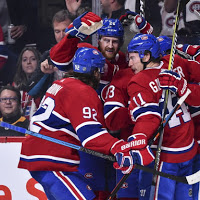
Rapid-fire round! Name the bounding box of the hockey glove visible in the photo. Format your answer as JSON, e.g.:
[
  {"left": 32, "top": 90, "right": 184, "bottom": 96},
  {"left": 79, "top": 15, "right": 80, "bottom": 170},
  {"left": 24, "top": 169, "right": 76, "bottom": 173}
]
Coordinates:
[
  {"left": 65, "top": 12, "right": 103, "bottom": 41},
  {"left": 131, "top": 146, "right": 155, "bottom": 167},
  {"left": 111, "top": 133, "right": 148, "bottom": 174},
  {"left": 127, "top": 133, "right": 147, "bottom": 149},
  {"left": 111, "top": 140, "right": 135, "bottom": 174},
  {"left": 176, "top": 44, "right": 200, "bottom": 61},
  {"left": 158, "top": 70, "right": 188, "bottom": 97},
  {"left": 119, "top": 11, "right": 153, "bottom": 34}
]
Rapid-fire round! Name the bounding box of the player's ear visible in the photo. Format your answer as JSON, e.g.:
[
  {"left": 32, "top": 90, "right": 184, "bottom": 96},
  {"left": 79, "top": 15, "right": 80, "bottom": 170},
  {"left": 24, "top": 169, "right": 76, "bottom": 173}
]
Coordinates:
[{"left": 142, "top": 52, "right": 151, "bottom": 62}]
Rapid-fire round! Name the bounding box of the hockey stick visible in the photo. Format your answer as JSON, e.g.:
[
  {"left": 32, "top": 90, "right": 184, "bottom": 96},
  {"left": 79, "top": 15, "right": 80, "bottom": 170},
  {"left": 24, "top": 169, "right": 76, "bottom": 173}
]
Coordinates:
[
  {"left": 0, "top": 120, "right": 199, "bottom": 186},
  {"left": 106, "top": 88, "right": 191, "bottom": 200},
  {"left": 194, "top": 9, "right": 200, "bottom": 20},
  {"left": 139, "top": 0, "right": 145, "bottom": 18}
]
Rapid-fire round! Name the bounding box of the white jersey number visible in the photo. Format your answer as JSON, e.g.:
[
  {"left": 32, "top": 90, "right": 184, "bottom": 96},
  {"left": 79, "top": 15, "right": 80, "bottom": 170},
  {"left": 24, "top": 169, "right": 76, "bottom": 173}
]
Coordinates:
[{"left": 30, "top": 97, "right": 55, "bottom": 133}]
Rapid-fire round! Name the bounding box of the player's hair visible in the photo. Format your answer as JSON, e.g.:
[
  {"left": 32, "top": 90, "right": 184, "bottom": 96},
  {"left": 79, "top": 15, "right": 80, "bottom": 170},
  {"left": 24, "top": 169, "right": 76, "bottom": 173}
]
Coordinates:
[
  {"left": 64, "top": 69, "right": 100, "bottom": 90},
  {"left": 52, "top": 9, "right": 74, "bottom": 26}
]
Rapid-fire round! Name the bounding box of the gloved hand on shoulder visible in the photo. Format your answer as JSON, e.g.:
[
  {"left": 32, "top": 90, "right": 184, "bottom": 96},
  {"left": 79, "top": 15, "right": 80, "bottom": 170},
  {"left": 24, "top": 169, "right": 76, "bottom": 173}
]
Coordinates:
[{"left": 65, "top": 12, "right": 103, "bottom": 41}]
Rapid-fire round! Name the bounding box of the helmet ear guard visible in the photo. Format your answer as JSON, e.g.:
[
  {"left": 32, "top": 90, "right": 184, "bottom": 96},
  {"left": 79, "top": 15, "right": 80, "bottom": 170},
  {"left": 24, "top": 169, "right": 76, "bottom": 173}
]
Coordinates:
[{"left": 73, "top": 47, "right": 105, "bottom": 74}]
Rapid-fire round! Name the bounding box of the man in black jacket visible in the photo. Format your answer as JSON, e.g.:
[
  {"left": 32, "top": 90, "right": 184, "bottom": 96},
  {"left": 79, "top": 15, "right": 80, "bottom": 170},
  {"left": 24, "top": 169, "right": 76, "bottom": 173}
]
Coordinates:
[{"left": 0, "top": 85, "right": 29, "bottom": 136}]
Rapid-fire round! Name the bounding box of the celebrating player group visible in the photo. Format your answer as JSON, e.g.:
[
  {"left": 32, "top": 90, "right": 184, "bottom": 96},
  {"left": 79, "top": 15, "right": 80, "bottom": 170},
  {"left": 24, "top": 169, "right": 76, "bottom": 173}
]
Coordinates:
[{"left": 2, "top": 6, "right": 200, "bottom": 200}]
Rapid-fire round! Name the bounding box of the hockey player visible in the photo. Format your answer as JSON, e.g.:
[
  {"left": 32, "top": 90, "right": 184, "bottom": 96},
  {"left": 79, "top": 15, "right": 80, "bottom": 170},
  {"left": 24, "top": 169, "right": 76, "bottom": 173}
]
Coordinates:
[
  {"left": 49, "top": 17, "right": 128, "bottom": 197},
  {"left": 104, "top": 67, "right": 140, "bottom": 200},
  {"left": 18, "top": 47, "right": 154, "bottom": 200},
  {"left": 158, "top": 35, "right": 200, "bottom": 200},
  {"left": 96, "top": 18, "right": 128, "bottom": 101},
  {"left": 127, "top": 34, "right": 200, "bottom": 200}
]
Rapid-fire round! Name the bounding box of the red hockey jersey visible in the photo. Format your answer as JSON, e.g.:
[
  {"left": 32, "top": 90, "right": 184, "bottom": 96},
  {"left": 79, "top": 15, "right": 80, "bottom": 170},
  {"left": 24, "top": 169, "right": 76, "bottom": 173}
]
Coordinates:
[
  {"left": 104, "top": 68, "right": 134, "bottom": 140},
  {"left": 18, "top": 78, "right": 118, "bottom": 172},
  {"left": 128, "top": 55, "right": 200, "bottom": 163}
]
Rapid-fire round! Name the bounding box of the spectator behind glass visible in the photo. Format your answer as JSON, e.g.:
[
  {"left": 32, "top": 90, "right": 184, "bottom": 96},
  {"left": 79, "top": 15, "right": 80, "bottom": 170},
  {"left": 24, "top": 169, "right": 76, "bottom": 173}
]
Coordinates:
[
  {"left": 163, "top": 0, "right": 200, "bottom": 44},
  {"left": 100, "top": 0, "right": 126, "bottom": 19},
  {"left": 23, "top": 9, "right": 75, "bottom": 102},
  {"left": 65, "top": 0, "right": 92, "bottom": 18},
  {"left": 0, "top": 85, "right": 29, "bottom": 136},
  {"left": 13, "top": 46, "right": 42, "bottom": 120},
  {"left": 0, "top": 23, "right": 17, "bottom": 87},
  {"left": 5, "top": 0, "right": 39, "bottom": 55}
]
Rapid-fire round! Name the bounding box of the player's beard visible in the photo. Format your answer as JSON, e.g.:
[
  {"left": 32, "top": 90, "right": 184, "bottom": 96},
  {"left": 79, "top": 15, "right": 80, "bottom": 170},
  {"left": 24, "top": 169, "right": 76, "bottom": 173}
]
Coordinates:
[{"left": 100, "top": 47, "right": 119, "bottom": 61}]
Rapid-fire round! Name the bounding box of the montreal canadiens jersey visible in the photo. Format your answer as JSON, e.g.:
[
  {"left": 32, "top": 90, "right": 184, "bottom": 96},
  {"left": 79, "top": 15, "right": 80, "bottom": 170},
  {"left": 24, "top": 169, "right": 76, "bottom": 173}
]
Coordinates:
[
  {"left": 104, "top": 68, "right": 134, "bottom": 140},
  {"left": 128, "top": 55, "right": 200, "bottom": 163},
  {"left": 18, "top": 78, "right": 118, "bottom": 172}
]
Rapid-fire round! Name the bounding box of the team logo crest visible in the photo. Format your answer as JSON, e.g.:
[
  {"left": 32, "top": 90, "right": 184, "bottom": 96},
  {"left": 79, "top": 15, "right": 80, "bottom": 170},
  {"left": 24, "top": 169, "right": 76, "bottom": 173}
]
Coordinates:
[
  {"left": 141, "top": 35, "right": 148, "bottom": 40},
  {"left": 158, "top": 37, "right": 164, "bottom": 42},
  {"left": 93, "top": 50, "right": 99, "bottom": 55},
  {"left": 121, "top": 182, "right": 128, "bottom": 189}
]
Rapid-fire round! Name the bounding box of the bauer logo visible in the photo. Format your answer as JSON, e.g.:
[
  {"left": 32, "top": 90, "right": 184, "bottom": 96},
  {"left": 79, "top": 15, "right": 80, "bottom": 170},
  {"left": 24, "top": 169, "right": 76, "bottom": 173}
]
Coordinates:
[
  {"left": 121, "top": 139, "right": 146, "bottom": 150},
  {"left": 84, "top": 173, "right": 93, "bottom": 179}
]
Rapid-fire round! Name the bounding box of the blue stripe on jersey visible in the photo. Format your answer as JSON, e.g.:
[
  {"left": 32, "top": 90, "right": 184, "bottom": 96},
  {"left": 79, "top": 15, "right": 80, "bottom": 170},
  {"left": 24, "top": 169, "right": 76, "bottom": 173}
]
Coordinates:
[
  {"left": 151, "top": 139, "right": 195, "bottom": 154},
  {"left": 34, "top": 107, "right": 70, "bottom": 128},
  {"left": 131, "top": 103, "right": 162, "bottom": 121},
  {"left": 0, "top": 45, "right": 8, "bottom": 57},
  {"left": 189, "top": 105, "right": 200, "bottom": 117},
  {"left": 50, "top": 58, "right": 73, "bottom": 71},
  {"left": 104, "top": 101, "right": 125, "bottom": 118},
  {"left": 33, "top": 106, "right": 77, "bottom": 133},
  {"left": 76, "top": 122, "right": 107, "bottom": 145}
]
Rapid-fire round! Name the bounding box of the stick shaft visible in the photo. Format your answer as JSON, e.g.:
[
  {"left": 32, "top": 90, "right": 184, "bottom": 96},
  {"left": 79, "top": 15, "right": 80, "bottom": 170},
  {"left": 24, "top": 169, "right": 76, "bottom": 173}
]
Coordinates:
[{"left": 0, "top": 121, "right": 115, "bottom": 162}]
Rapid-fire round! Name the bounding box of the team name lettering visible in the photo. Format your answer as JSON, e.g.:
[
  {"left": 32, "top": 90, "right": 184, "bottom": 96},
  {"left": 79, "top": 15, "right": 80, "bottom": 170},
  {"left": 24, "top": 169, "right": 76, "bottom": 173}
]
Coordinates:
[
  {"left": 47, "top": 84, "right": 63, "bottom": 96},
  {"left": 149, "top": 78, "right": 160, "bottom": 93},
  {"left": 121, "top": 139, "right": 146, "bottom": 151},
  {"left": 174, "top": 66, "right": 185, "bottom": 78}
]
